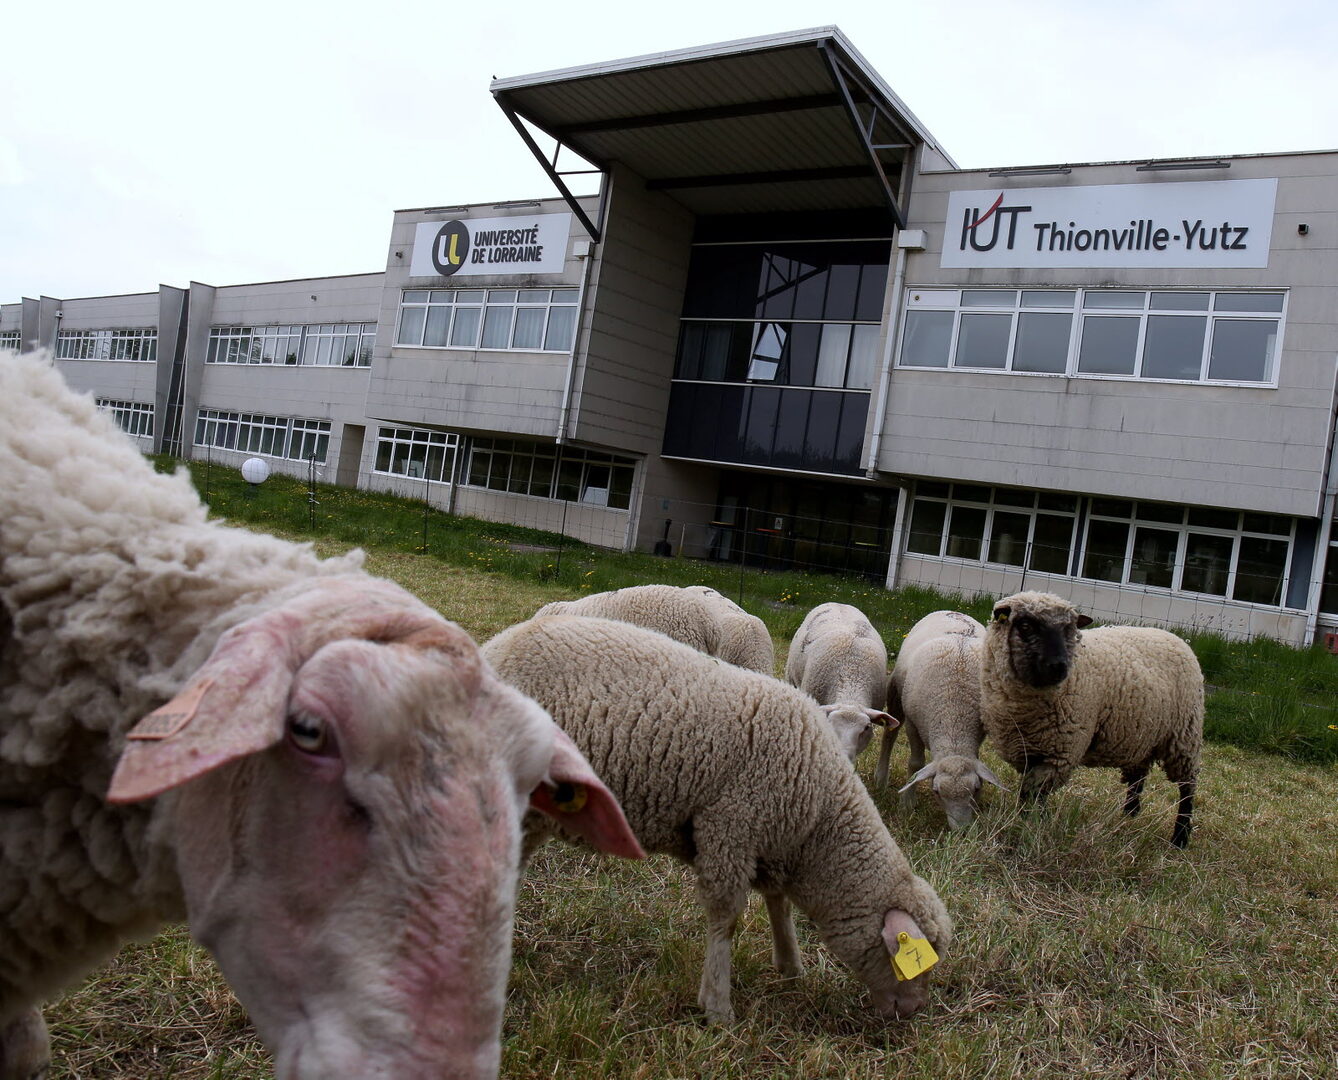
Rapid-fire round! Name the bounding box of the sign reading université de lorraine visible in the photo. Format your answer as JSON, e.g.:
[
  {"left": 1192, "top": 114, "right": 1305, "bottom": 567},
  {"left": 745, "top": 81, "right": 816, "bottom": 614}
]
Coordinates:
[
  {"left": 409, "top": 213, "right": 572, "bottom": 278},
  {"left": 942, "top": 178, "right": 1277, "bottom": 269}
]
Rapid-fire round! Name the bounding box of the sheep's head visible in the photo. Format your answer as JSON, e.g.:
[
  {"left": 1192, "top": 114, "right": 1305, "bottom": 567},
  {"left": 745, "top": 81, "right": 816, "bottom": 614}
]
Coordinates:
[
  {"left": 107, "top": 576, "right": 641, "bottom": 1080},
  {"left": 899, "top": 755, "right": 1007, "bottom": 829},
  {"left": 821, "top": 703, "right": 896, "bottom": 762},
  {"left": 989, "top": 591, "right": 1091, "bottom": 689}
]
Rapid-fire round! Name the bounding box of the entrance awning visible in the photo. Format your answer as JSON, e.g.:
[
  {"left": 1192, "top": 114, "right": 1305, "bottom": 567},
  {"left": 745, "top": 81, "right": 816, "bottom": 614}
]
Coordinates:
[{"left": 490, "top": 27, "right": 954, "bottom": 239}]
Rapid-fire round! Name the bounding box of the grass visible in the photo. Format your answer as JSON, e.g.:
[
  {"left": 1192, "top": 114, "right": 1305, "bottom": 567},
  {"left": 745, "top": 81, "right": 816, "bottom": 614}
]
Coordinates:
[{"left": 41, "top": 462, "right": 1338, "bottom": 1078}]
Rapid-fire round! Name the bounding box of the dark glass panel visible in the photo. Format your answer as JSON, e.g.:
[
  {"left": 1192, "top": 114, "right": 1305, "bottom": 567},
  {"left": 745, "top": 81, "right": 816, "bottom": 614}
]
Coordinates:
[
  {"left": 1083, "top": 519, "right": 1130, "bottom": 582},
  {"left": 855, "top": 259, "right": 889, "bottom": 321},
  {"left": 907, "top": 500, "right": 947, "bottom": 555},
  {"left": 1233, "top": 536, "right": 1287, "bottom": 605},
  {"left": 1031, "top": 514, "right": 1075, "bottom": 573},
  {"left": 1187, "top": 507, "right": 1238, "bottom": 530},
  {"left": 1136, "top": 502, "right": 1184, "bottom": 524},
  {"left": 791, "top": 254, "right": 828, "bottom": 320},
  {"left": 946, "top": 506, "right": 986, "bottom": 560},
  {"left": 1129, "top": 527, "right": 1178, "bottom": 588},
  {"left": 786, "top": 322, "right": 822, "bottom": 386},
  {"left": 759, "top": 253, "right": 799, "bottom": 320},
  {"left": 988, "top": 511, "right": 1031, "bottom": 567},
  {"left": 802, "top": 391, "right": 843, "bottom": 473},
  {"left": 918, "top": 480, "right": 950, "bottom": 498},
  {"left": 742, "top": 387, "right": 781, "bottom": 466},
  {"left": 1182, "top": 533, "right": 1232, "bottom": 596},
  {"left": 824, "top": 261, "right": 861, "bottom": 321},
  {"left": 833, "top": 394, "right": 869, "bottom": 475},
  {"left": 772, "top": 390, "right": 811, "bottom": 470},
  {"left": 1242, "top": 513, "right": 1291, "bottom": 536}
]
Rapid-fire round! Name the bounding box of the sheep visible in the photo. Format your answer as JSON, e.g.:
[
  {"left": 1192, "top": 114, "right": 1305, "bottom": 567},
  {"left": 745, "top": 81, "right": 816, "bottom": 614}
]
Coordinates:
[
  {"left": 482, "top": 614, "right": 952, "bottom": 1025},
  {"left": 784, "top": 602, "right": 895, "bottom": 762},
  {"left": 876, "top": 611, "right": 1005, "bottom": 830},
  {"left": 0, "top": 352, "right": 643, "bottom": 1080},
  {"left": 980, "top": 591, "right": 1204, "bottom": 848},
  {"left": 534, "top": 583, "right": 775, "bottom": 674}
]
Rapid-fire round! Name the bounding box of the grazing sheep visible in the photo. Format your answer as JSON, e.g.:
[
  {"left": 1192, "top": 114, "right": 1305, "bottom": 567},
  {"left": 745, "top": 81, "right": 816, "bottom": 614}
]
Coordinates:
[
  {"left": 980, "top": 591, "right": 1204, "bottom": 848},
  {"left": 785, "top": 602, "right": 895, "bottom": 762},
  {"left": 0, "top": 352, "right": 642, "bottom": 1080},
  {"left": 878, "top": 611, "right": 1005, "bottom": 829},
  {"left": 483, "top": 615, "right": 952, "bottom": 1024},
  {"left": 535, "top": 584, "right": 775, "bottom": 673}
]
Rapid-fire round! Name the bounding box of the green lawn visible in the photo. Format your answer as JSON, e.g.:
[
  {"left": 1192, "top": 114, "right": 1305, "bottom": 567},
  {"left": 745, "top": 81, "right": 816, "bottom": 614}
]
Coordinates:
[{"left": 45, "top": 462, "right": 1337, "bottom": 1078}]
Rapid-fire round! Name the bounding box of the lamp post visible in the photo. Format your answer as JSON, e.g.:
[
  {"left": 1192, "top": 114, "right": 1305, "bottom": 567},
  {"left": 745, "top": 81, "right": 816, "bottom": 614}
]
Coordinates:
[{"left": 241, "top": 456, "right": 270, "bottom": 500}]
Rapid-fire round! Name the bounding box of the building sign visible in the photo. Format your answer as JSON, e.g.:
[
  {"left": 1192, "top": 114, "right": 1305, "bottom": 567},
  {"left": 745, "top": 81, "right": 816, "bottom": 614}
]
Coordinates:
[
  {"left": 941, "top": 178, "right": 1276, "bottom": 269},
  {"left": 409, "top": 213, "right": 571, "bottom": 278}
]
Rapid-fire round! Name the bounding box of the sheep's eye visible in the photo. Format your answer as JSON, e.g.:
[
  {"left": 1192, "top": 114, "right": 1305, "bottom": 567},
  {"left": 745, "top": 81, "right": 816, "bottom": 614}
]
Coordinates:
[{"left": 288, "top": 712, "right": 328, "bottom": 753}]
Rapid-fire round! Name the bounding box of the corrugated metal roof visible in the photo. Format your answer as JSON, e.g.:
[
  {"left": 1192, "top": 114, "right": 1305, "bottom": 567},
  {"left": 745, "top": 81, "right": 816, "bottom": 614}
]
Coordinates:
[{"left": 491, "top": 27, "right": 954, "bottom": 220}]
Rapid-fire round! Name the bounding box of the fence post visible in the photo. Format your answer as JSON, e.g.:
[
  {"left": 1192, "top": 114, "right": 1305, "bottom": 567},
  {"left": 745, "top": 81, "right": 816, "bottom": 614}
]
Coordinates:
[{"left": 307, "top": 455, "right": 319, "bottom": 531}]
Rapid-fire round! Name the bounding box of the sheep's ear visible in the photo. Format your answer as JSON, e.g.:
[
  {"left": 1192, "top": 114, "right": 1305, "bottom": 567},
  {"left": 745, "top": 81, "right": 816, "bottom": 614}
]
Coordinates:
[
  {"left": 529, "top": 727, "right": 644, "bottom": 860},
  {"left": 898, "top": 762, "right": 939, "bottom": 793},
  {"left": 108, "top": 579, "right": 456, "bottom": 804},
  {"left": 992, "top": 605, "right": 1012, "bottom": 623},
  {"left": 976, "top": 761, "right": 1008, "bottom": 791},
  {"left": 865, "top": 709, "right": 898, "bottom": 729},
  {"left": 1076, "top": 614, "right": 1093, "bottom": 629}
]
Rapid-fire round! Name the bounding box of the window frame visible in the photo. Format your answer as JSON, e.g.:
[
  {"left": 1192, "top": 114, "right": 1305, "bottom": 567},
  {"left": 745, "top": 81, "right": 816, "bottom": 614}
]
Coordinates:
[
  {"left": 464, "top": 436, "right": 636, "bottom": 510},
  {"left": 55, "top": 328, "right": 158, "bottom": 362},
  {"left": 205, "top": 323, "right": 374, "bottom": 367},
  {"left": 372, "top": 426, "right": 461, "bottom": 484},
  {"left": 194, "top": 409, "right": 332, "bottom": 464},
  {"left": 897, "top": 287, "right": 1285, "bottom": 387},
  {"left": 395, "top": 288, "right": 579, "bottom": 353},
  {"left": 96, "top": 398, "right": 154, "bottom": 437}
]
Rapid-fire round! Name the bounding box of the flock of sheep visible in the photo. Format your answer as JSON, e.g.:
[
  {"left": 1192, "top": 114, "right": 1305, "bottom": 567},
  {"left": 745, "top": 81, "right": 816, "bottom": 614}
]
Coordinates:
[{"left": 0, "top": 352, "right": 1204, "bottom": 1080}]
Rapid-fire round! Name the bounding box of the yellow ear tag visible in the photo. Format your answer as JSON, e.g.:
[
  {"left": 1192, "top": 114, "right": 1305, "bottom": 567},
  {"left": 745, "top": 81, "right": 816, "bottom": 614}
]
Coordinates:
[
  {"left": 552, "top": 782, "right": 588, "bottom": 814},
  {"left": 891, "top": 930, "right": 939, "bottom": 982}
]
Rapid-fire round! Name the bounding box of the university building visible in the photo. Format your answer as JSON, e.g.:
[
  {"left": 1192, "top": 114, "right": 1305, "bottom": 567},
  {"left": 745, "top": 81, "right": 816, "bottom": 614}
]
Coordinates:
[{"left": 5, "top": 27, "right": 1337, "bottom": 645}]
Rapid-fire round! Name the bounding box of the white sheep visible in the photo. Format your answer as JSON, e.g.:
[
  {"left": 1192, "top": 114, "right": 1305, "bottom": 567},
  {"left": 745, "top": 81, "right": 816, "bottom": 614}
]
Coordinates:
[
  {"left": 877, "top": 611, "right": 1005, "bottom": 829},
  {"left": 482, "top": 614, "right": 952, "bottom": 1024},
  {"left": 0, "top": 352, "right": 642, "bottom": 1080},
  {"left": 535, "top": 583, "right": 775, "bottom": 673},
  {"left": 980, "top": 591, "right": 1204, "bottom": 848},
  {"left": 785, "top": 602, "right": 895, "bottom": 762}
]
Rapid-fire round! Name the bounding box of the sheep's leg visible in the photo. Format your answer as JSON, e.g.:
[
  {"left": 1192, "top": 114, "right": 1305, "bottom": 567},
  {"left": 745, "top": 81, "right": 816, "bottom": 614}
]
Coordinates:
[
  {"left": 898, "top": 726, "right": 926, "bottom": 811},
  {"left": 695, "top": 889, "right": 747, "bottom": 1023},
  {"left": 0, "top": 1006, "right": 50, "bottom": 1080},
  {"left": 762, "top": 891, "right": 803, "bottom": 978},
  {"left": 1172, "top": 781, "right": 1195, "bottom": 849},
  {"left": 873, "top": 723, "right": 901, "bottom": 788},
  {"left": 1121, "top": 767, "right": 1148, "bottom": 817}
]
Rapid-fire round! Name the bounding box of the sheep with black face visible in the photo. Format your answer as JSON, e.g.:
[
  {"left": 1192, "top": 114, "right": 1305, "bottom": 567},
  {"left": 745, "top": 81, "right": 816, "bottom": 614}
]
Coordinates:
[{"left": 979, "top": 591, "right": 1203, "bottom": 848}]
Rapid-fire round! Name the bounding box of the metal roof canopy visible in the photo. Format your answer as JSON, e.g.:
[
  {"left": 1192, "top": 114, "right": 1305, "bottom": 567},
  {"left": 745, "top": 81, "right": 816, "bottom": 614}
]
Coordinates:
[{"left": 491, "top": 27, "right": 952, "bottom": 241}]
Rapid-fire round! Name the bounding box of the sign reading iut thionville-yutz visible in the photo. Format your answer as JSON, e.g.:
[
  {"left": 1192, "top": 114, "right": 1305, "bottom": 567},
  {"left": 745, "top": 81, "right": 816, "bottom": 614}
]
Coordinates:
[
  {"left": 941, "top": 178, "right": 1277, "bottom": 269},
  {"left": 409, "top": 214, "right": 572, "bottom": 278}
]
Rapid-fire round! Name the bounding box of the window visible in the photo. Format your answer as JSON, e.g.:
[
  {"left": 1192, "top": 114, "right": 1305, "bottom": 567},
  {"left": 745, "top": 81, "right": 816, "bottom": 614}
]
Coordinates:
[
  {"left": 1080, "top": 501, "right": 1293, "bottom": 603},
  {"left": 905, "top": 484, "right": 1078, "bottom": 573},
  {"left": 1, "top": 330, "right": 20, "bottom": 351},
  {"left": 206, "top": 324, "right": 374, "bottom": 366},
  {"left": 96, "top": 398, "right": 154, "bottom": 438},
  {"left": 373, "top": 427, "right": 460, "bottom": 483},
  {"left": 899, "top": 288, "right": 1283, "bottom": 384},
  {"left": 677, "top": 320, "right": 881, "bottom": 390},
  {"left": 194, "top": 410, "right": 331, "bottom": 464},
  {"left": 466, "top": 437, "right": 635, "bottom": 510},
  {"left": 55, "top": 328, "right": 157, "bottom": 362},
  {"left": 396, "top": 288, "right": 578, "bottom": 352}
]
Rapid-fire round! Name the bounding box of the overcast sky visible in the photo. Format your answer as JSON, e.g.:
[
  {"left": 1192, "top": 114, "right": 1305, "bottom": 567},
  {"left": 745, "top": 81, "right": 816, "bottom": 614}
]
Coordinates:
[{"left": 3, "top": 0, "right": 1334, "bottom": 303}]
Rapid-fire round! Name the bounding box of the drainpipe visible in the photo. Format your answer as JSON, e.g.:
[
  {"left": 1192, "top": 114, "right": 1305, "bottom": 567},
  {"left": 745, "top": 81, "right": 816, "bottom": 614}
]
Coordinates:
[
  {"left": 1303, "top": 356, "right": 1338, "bottom": 642},
  {"left": 556, "top": 238, "right": 597, "bottom": 446}
]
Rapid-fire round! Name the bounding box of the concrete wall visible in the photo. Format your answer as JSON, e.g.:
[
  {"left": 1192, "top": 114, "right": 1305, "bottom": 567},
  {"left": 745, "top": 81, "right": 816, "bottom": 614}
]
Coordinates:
[
  {"left": 881, "top": 151, "right": 1338, "bottom": 519},
  {"left": 365, "top": 200, "right": 590, "bottom": 439},
  {"left": 570, "top": 163, "right": 695, "bottom": 457}
]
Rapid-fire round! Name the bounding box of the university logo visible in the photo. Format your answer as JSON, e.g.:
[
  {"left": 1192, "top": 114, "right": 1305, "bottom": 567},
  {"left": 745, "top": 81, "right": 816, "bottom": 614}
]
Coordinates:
[
  {"left": 959, "top": 194, "right": 1033, "bottom": 252},
  {"left": 431, "top": 221, "right": 471, "bottom": 276}
]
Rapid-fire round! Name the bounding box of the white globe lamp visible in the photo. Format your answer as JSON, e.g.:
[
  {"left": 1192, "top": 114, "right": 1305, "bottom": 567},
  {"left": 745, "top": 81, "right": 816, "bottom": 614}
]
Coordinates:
[{"left": 241, "top": 456, "right": 271, "bottom": 498}]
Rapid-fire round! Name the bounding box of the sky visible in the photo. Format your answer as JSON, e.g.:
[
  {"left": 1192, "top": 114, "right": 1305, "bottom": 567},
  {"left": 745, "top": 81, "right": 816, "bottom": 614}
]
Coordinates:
[{"left": 3, "top": 0, "right": 1335, "bottom": 303}]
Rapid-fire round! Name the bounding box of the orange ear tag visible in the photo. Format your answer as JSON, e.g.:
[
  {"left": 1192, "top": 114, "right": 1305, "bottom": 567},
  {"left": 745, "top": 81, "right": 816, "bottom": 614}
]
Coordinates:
[
  {"left": 891, "top": 930, "right": 939, "bottom": 981},
  {"left": 126, "top": 679, "right": 214, "bottom": 741},
  {"left": 551, "top": 782, "right": 589, "bottom": 814}
]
